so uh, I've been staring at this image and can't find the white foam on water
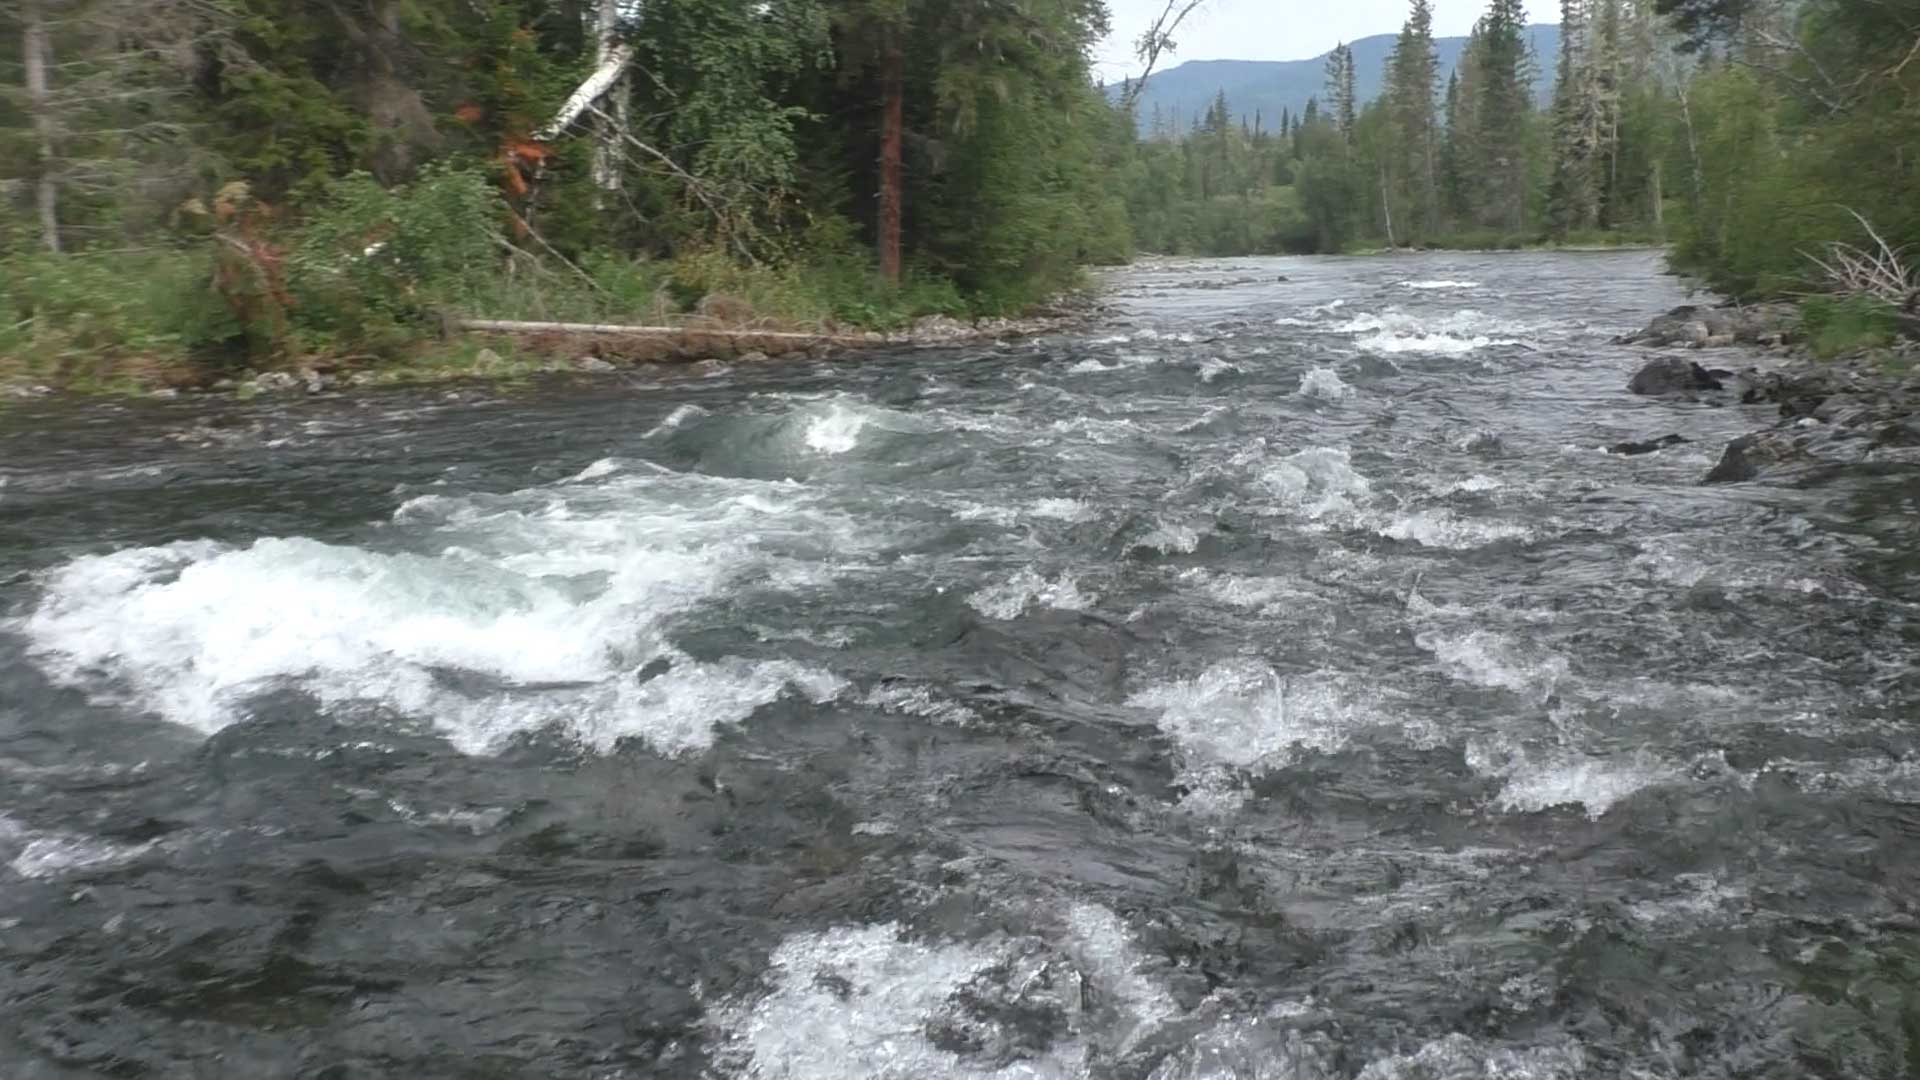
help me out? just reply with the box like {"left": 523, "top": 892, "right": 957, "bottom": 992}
{"left": 803, "top": 402, "right": 871, "bottom": 454}
{"left": 1129, "top": 661, "right": 1372, "bottom": 772}
{"left": 1197, "top": 358, "right": 1241, "bottom": 383}
{"left": 1628, "top": 872, "right": 1749, "bottom": 926}
{"left": 1468, "top": 740, "right": 1675, "bottom": 819}
{"left": 967, "top": 568, "right": 1095, "bottom": 620}
{"left": 446, "top": 658, "right": 848, "bottom": 757}
{"left": 707, "top": 903, "right": 1183, "bottom": 1079}
{"left": 1416, "top": 629, "right": 1568, "bottom": 702}
{"left": 1060, "top": 903, "right": 1181, "bottom": 1052}
{"left": 1356, "top": 1033, "right": 1587, "bottom": 1080}
{"left": 642, "top": 403, "right": 709, "bottom": 439}
{"left": 705, "top": 923, "right": 1062, "bottom": 1080}
{"left": 1185, "top": 570, "right": 1309, "bottom": 613}
{"left": 1397, "top": 279, "right": 1481, "bottom": 290}
{"left": 1048, "top": 415, "right": 1146, "bottom": 445}
{"left": 1327, "top": 308, "right": 1525, "bottom": 355}
{"left": 1297, "top": 367, "right": 1354, "bottom": 400}
{"left": 1029, "top": 498, "right": 1095, "bottom": 523}
{"left": 864, "top": 683, "right": 982, "bottom": 726}
{"left": 1375, "top": 509, "right": 1533, "bottom": 549}
{"left": 565, "top": 458, "right": 621, "bottom": 483}
{"left": 954, "top": 498, "right": 1095, "bottom": 527}
{"left": 1249, "top": 446, "right": 1373, "bottom": 520}
{"left": 21, "top": 468, "right": 869, "bottom": 756}
{"left": 1356, "top": 330, "right": 1504, "bottom": 355}
{"left": 1135, "top": 520, "right": 1202, "bottom": 555}
{"left": 1436, "top": 474, "right": 1502, "bottom": 495}
{"left": 1, "top": 816, "right": 155, "bottom": 880}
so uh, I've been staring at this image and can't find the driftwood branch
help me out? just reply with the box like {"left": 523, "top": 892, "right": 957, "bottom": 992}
{"left": 1800, "top": 208, "right": 1918, "bottom": 313}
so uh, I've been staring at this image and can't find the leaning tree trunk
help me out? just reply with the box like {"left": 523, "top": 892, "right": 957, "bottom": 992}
{"left": 22, "top": 0, "right": 59, "bottom": 253}
{"left": 876, "top": 35, "right": 905, "bottom": 286}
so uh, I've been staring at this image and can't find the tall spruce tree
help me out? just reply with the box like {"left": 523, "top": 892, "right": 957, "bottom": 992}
{"left": 1473, "top": 0, "right": 1534, "bottom": 231}
{"left": 1547, "top": 0, "right": 1600, "bottom": 235}
{"left": 1385, "top": 0, "right": 1440, "bottom": 239}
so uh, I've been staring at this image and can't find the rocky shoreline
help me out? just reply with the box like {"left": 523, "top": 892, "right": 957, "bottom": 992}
{"left": 1618, "top": 303, "right": 1920, "bottom": 484}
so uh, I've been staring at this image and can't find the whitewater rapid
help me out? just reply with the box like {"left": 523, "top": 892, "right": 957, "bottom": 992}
{"left": 2, "top": 250, "right": 1914, "bottom": 1078}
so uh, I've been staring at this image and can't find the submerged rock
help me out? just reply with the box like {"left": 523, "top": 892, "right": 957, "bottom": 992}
{"left": 1704, "top": 432, "right": 1797, "bottom": 483}
{"left": 1607, "top": 433, "right": 1689, "bottom": 456}
{"left": 1628, "top": 356, "right": 1723, "bottom": 395}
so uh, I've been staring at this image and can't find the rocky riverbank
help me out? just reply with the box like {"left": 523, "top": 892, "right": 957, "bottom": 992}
{"left": 1618, "top": 303, "right": 1920, "bottom": 483}
{"left": 0, "top": 302, "right": 1106, "bottom": 401}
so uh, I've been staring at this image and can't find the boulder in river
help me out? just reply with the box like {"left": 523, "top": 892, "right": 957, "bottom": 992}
{"left": 1607, "top": 433, "right": 1690, "bottom": 456}
{"left": 575, "top": 357, "right": 616, "bottom": 373}
{"left": 1628, "top": 356, "right": 1724, "bottom": 395}
{"left": 1703, "top": 431, "right": 1798, "bottom": 483}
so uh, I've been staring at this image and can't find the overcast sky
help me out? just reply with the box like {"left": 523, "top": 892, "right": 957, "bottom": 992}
{"left": 1093, "top": 0, "right": 1552, "bottom": 80}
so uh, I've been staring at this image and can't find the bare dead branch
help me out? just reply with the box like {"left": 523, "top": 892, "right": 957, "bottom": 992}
{"left": 1121, "top": 0, "right": 1208, "bottom": 110}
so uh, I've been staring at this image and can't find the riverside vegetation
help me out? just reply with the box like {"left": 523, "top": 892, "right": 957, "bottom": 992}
{"left": 1, "top": 0, "right": 1916, "bottom": 394}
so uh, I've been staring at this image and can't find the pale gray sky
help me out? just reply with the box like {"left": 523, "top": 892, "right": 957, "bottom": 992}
{"left": 1094, "top": 0, "right": 1552, "bottom": 79}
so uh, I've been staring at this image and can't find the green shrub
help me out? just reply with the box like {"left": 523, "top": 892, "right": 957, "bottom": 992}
{"left": 1800, "top": 293, "right": 1902, "bottom": 358}
{"left": 0, "top": 248, "right": 240, "bottom": 374}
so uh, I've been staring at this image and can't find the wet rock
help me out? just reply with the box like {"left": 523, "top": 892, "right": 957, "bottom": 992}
{"left": 575, "top": 357, "right": 616, "bottom": 373}
{"left": 251, "top": 371, "right": 300, "bottom": 394}
{"left": 1872, "top": 415, "right": 1920, "bottom": 449}
{"left": 1619, "top": 303, "right": 1785, "bottom": 348}
{"left": 1704, "top": 430, "right": 1807, "bottom": 483}
{"left": 1607, "top": 433, "right": 1689, "bottom": 456}
{"left": 348, "top": 372, "right": 378, "bottom": 387}
{"left": 736, "top": 351, "right": 770, "bottom": 364}
{"left": 150, "top": 388, "right": 180, "bottom": 400}
{"left": 1628, "top": 356, "right": 1723, "bottom": 395}
{"left": 299, "top": 368, "right": 331, "bottom": 394}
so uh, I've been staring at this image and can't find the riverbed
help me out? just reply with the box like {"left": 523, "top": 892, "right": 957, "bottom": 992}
{"left": 3, "top": 251, "right": 1917, "bottom": 1078}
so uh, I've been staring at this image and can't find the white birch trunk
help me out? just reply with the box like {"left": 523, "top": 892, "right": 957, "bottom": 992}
{"left": 589, "top": 0, "right": 630, "bottom": 204}
{"left": 23, "top": 0, "right": 60, "bottom": 253}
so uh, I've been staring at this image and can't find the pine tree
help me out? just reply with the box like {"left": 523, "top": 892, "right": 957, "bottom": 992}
{"left": 1591, "top": 0, "right": 1626, "bottom": 225}
{"left": 1473, "top": 0, "right": 1534, "bottom": 231}
{"left": 1324, "top": 43, "right": 1357, "bottom": 140}
{"left": 1547, "top": 0, "right": 1600, "bottom": 235}
{"left": 1385, "top": 0, "right": 1441, "bottom": 238}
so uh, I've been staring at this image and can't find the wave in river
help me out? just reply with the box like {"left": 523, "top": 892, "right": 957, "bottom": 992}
{"left": 18, "top": 467, "right": 863, "bottom": 755}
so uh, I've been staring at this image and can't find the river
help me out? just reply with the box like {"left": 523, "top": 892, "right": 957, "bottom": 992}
{"left": 2, "top": 251, "right": 1917, "bottom": 1078}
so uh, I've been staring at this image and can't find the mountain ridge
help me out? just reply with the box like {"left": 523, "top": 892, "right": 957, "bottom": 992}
{"left": 1108, "top": 25, "right": 1560, "bottom": 135}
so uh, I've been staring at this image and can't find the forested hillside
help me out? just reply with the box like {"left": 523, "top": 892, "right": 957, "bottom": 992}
{"left": 1, "top": 0, "right": 1915, "bottom": 385}
{"left": 1107, "top": 26, "right": 1560, "bottom": 136}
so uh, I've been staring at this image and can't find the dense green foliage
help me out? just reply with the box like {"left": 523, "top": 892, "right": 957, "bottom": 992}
{"left": 1, "top": 0, "right": 1914, "bottom": 384}
{"left": 0, "top": 0, "right": 1126, "bottom": 378}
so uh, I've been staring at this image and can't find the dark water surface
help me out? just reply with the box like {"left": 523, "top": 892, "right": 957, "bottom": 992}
{"left": 3, "top": 252, "right": 1918, "bottom": 1078}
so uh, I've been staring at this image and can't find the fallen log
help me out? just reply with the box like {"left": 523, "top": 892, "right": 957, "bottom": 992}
{"left": 449, "top": 317, "right": 877, "bottom": 346}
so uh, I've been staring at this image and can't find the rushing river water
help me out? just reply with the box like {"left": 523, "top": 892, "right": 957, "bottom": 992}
{"left": 3, "top": 251, "right": 1918, "bottom": 1079}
